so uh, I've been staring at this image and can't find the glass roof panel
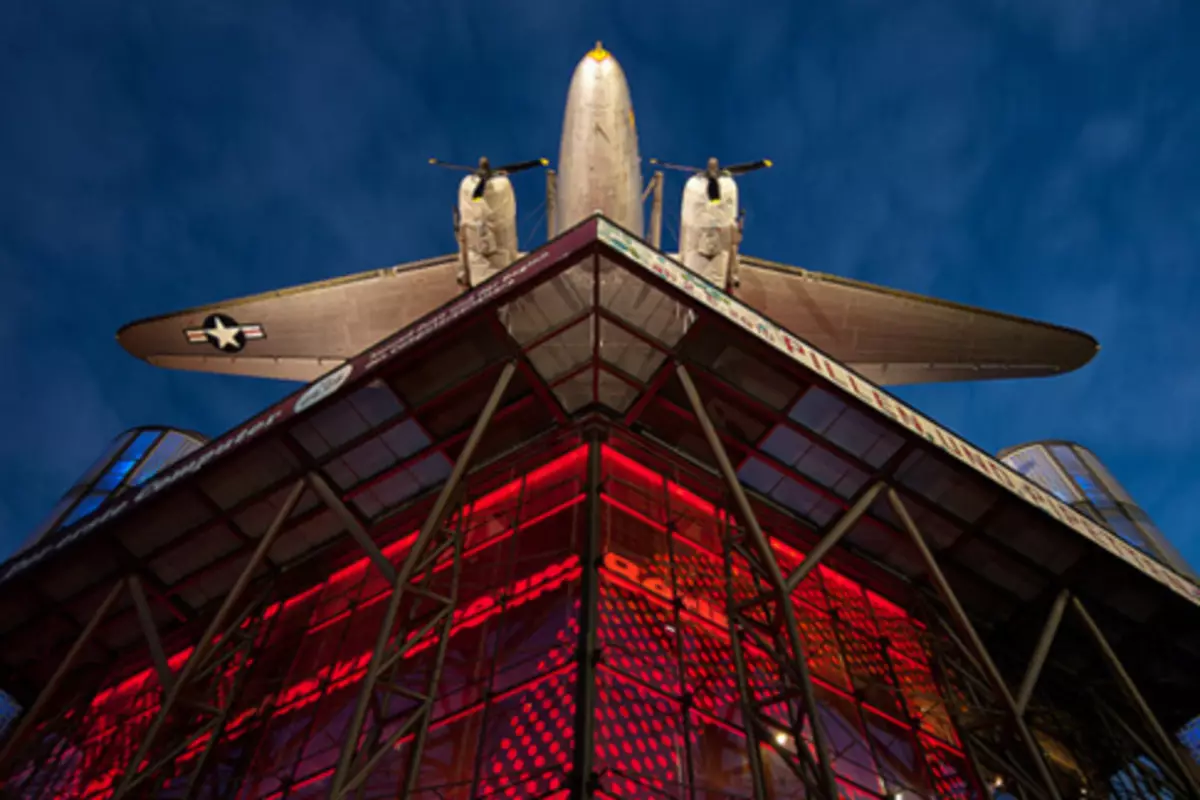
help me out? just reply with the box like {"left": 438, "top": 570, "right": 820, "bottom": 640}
{"left": 598, "top": 319, "right": 665, "bottom": 383}
{"left": 736, "top": 456, "right": 839, "bottom": 528}
{"left": 502, "top": 260, "right": 594, "bottom": 346}
{"left": 893, "top": 451, "right": 999, "bottom": 525}
{"left": 380, "top": 418, "right": 432, "bottom": 462}
{"left": 710, "top": 345, "right": 797, "bottom": 411}
{"left": 552, "top": 370, "right": 595, "bottom": 414}
{"left": 347, "top": 384, "right": 406, "bottom": 425}
{"left": 409, "top": 452, "right": 453, "bottom": 492}
{"left": 794, "top": 445, "right": 869, "bottom": 500}
{"left": 339, "top": 439, "right": 400, "bottom": 486}
{"left": 124, "top": 430, "right": 161, "bottom": 466}
{"left": 759, "top": 425, "right": 868, "bottom": 499}
{"left": 297, "top": 399, "right": 372, "bottom": 458}
{"left": 599, "top": 257, "right": 689, "bottom": 347}
{"left": 527, "top": 317, "right": 593, "bottom": 384}
{"left": 94, "top": 456, "right": 137, "bottom": 492}
{"left": 738, "top": 456, "right": 785, "bottom": 495}
{"left": 1003, "top": 446, "right": 1082, "bottom": 505}
{"left": 597, "top": 371, "right": 639, "bottom": 413}
{"left": 1102, "top": 509, "right": 1154, "bottom": 554}
{"left": 62, "top": 494, "right": 106, "bottom": 528}
{"left": 130, "top": 433, "right": 204, "bottom": 487}
{"left": 770, "top": 475, "right": 840, "bottom": 528}
{"left": 351, "top": 451, "right": 452, "bottom": 523}
{"left": 1075, "top": 447, "right": 1135, "bottom": 505}
{"left": 760, "top": 424, "right": 812, "bottom": 467}
{"left": 391, "top": 324, "right": 506, "bottom": 407}
{"left": 72, "top": 430, "right": 136, "bottom": 491}
{"left": 789, "top": 388, "right": 904, "bottom": 468}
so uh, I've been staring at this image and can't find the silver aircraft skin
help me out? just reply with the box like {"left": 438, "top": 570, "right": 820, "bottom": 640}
{"left": 117, "top": 44, "right": 1098, "bottom": 386}
{"left": 556, "top": 44, "right": 644, "bottom": 236}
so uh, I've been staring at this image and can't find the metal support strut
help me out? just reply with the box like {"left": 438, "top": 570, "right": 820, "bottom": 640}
{"left": 570, "top": 430, "right": 604, "bottom": 799}
{"left": 676, "top": 364, "right": 841, "bottom": 800}
{"left": 328, "top": 360, "right": 517, "bottom": 799}
{"left": 1070, "top": 597, "right": 1200, "bottom": 799}
{"left": 885, "top": 488, "right": 1064, "bottom": 800}
{"left": 0, "top": 580, "right": 124, "bottom": 777}
{"left": 113, "top": 477, "right": 308, "bottom": 798}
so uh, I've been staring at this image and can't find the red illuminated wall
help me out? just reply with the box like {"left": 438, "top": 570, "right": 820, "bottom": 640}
{"left": 4, "top": 445, "right": 981, "bottom": 799}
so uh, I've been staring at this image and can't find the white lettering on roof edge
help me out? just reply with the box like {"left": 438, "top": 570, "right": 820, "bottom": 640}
{"left": 596, "top": 219, "right": 1200, "bottom": 607}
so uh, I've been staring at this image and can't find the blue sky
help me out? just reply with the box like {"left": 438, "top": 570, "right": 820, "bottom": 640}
{"left": 1, "top": 0, "right": 1198, "bottom": 570}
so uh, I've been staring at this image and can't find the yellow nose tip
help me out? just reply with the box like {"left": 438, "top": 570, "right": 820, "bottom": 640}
{"left": 588, "top": 41, "right": 610, "bottom": 61}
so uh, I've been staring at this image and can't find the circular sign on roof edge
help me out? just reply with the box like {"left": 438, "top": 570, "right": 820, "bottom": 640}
{"left": 295, "top": 363, "right": 354, "bottom": 414}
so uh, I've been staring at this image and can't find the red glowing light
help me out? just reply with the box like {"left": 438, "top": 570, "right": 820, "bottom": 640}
{"left": 9, "top": 444, "right": 958, "bottom": 799}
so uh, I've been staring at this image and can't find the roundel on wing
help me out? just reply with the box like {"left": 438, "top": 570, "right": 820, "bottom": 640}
{"left": 183, "top": 313, "right": 266, "bottom": 353}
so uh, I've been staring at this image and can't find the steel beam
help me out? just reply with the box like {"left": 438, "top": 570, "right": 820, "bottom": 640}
{"left": 784, "top": 481, "right": 884, "bottom": 593}
{"left": 308, "top": 470, "right": 398, "bottom": 585}
{"left": 1015, "top": 589, "right": 1069, "bottom": 717}
{"left": 675, "top": 363, "right": 841, "bottom": 800}
{"left": 885, "top": 488, "right": 1063, "bottom": 800}
{"left": 113, "top": 478, "right": 307, "bottom": 798}
{"left": 128, "top": 575, "right": 174, "bottom": 694}
{"left": 570, "top": 431, "right": 604, "bottom": 799}
{"left": 329, "top": 360, "right": 517, "bottom": 798}
{"left": 1069, "top": 596, "right": 1200, "bottom": 798}
{"left": 0, "top": 578, "right": 124, "bottom": 777}
{"left": 721, "top": 524, "right": 770, "bottom": 800}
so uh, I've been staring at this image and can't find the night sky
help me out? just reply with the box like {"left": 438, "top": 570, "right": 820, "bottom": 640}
{"left": 1, "top": 1, "right": 1198, "bottom": 571}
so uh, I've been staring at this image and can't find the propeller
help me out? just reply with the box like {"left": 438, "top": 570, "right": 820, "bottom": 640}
{"left": 648, "top": 157, "right": 773, "bottom": 203}
{"left": 430, "top": 156, "right": 550, "bottom": 200}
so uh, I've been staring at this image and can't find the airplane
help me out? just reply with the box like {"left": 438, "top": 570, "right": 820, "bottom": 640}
{"left": 117, "top": 42, "right": 1098, "bottom": 387}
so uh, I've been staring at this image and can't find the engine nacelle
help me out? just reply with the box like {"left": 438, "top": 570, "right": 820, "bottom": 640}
{"left": 456, "top": 174, "right": 519, "bottom": 287}
{"left": 678, "top": 173, "right": 739, "bottom": 290}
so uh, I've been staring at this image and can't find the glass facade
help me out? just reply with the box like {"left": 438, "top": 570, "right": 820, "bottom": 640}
{"left": 2, "top": 444, "right": 981, "bottom": 799}
{"left": 19, "top": 428, "right": 208, "bottom": 554}
{"left": 999, "top": 441, "right": 1198, "bottom": 581}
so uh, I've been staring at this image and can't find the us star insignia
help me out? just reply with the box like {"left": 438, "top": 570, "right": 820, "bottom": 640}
{"left": 184, "top": 313, "right": 265, "bottom": 353}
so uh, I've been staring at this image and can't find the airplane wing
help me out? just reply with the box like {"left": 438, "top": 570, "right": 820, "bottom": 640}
{"left": 735, "top": 254, "right": 1099, "bottom": 385}
{"left": 117, "top": 254, "right": 462, "bottom": 382}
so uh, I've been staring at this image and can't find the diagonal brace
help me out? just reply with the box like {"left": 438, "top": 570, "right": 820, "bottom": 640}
{"left": 0, "top": 579, "right": 124, "bottom": 776}
{"left": 676, "top": 363, "right": 841, "bottom": 800}
{"left": 1070, "top": 596, "right": 1200, "bottom": 798}
{"left": 784, "top": 481, "right": 885, "bottom": 593}
{"left": 113, "top": 478, "right": 307, "bottom": 798}
{"left": 308, "top": 471, "right": 397, "bottom": 586}
{"left": 1015, "top": 589, "right": 1069, "bottom": 717}
{"left": 886, "top": 488, "right": 1063, "bottom": 800}
{"left": 329, "top": 360, "right": 516, "bottom": 798}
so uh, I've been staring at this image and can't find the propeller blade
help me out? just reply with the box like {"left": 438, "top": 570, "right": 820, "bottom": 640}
{"left": 494, "top": 158, "right": 550, "bottom": 174}
{"left": 428, "top": 158, "right": 477, "bottom": 173}
{"left": 648, "top": 158, "right": 702, "bottom": 174}
{"left": 707, "top": 176, "right": 721, "bottom": 203}
{"left": 724, "top": 159, "right": 773, "bottom": 175}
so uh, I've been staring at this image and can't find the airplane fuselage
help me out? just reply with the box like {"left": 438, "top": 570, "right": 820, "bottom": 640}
{"left": 115, "top": 43, "right": 1100, "bottom": 389}
{"left": 555, "top": 43, "right": 644, "bottom": 236}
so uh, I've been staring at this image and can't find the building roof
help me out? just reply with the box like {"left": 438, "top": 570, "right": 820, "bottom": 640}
{"left": 1, "top": 216, "right": 1197, "bottom": 732}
